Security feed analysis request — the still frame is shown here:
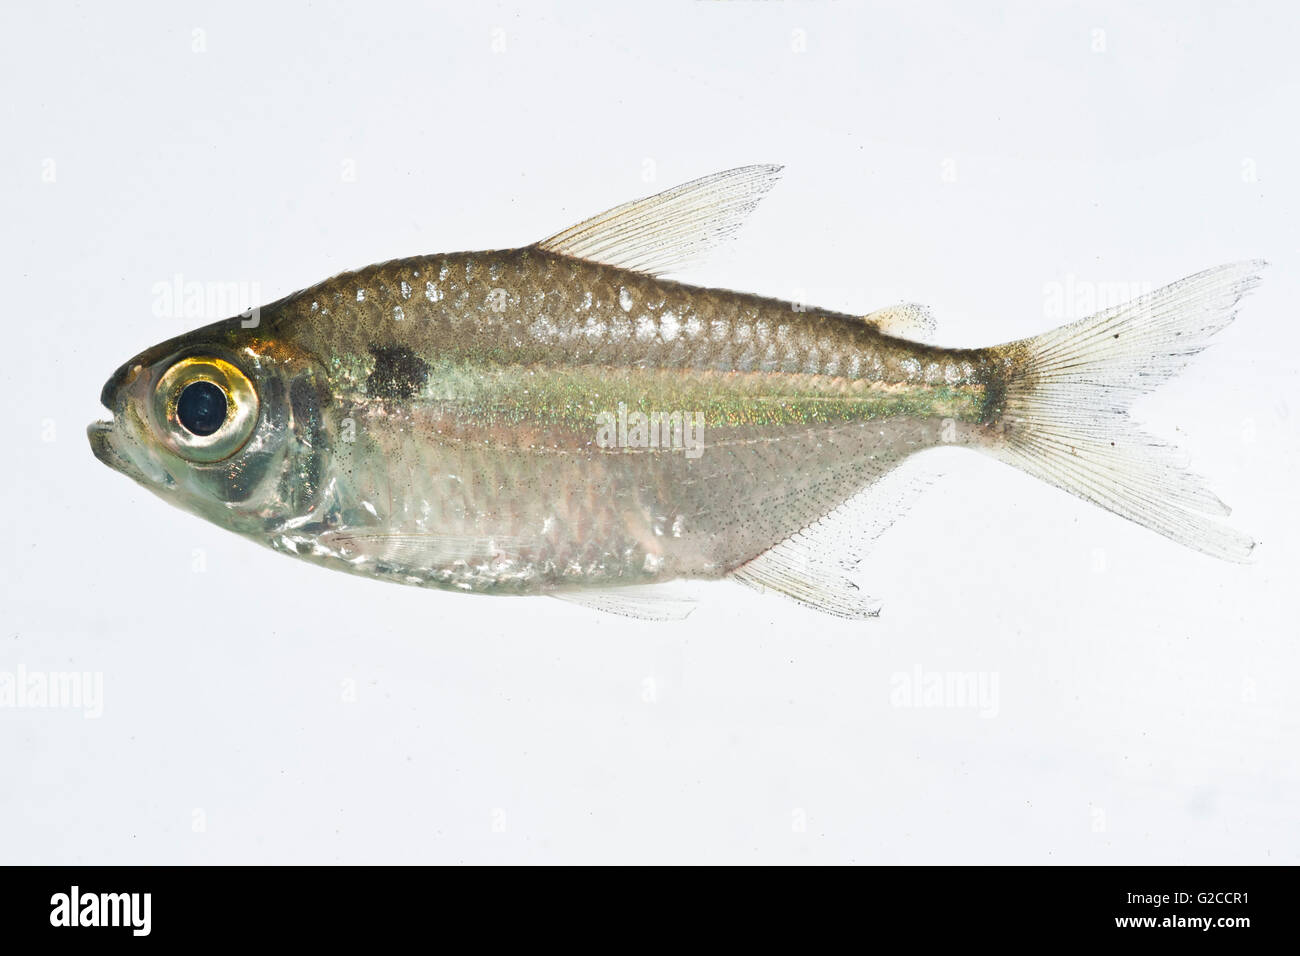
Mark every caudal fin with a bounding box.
[985,261,1264,561]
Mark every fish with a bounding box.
[89,165,1263,619]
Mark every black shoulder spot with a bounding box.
[366,345,430,400]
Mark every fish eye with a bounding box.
[153,356,259,462]
[176,380,228,436]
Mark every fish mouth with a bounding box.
[88,406,177,491]
[88,418,120,469]
[89,381,117,467]
[91,370,126,471]
[87,417,154,487]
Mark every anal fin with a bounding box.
[731,551,883,620]
[730,456,943,619]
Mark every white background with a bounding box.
[2,1,1296,864]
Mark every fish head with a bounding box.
[89,315,335,537]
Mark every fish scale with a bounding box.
[287,249,986,391]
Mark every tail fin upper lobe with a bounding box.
[982,261,1264,561]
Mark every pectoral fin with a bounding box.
[550,585,697,621]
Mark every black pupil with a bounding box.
[176,380,228,436]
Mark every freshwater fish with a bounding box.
[89,166,1262,619]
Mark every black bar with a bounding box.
[0,865,1289,944]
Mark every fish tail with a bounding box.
[979,261,1265,561]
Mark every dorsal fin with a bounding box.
[536,165,783,277]
[863,303,938,342]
